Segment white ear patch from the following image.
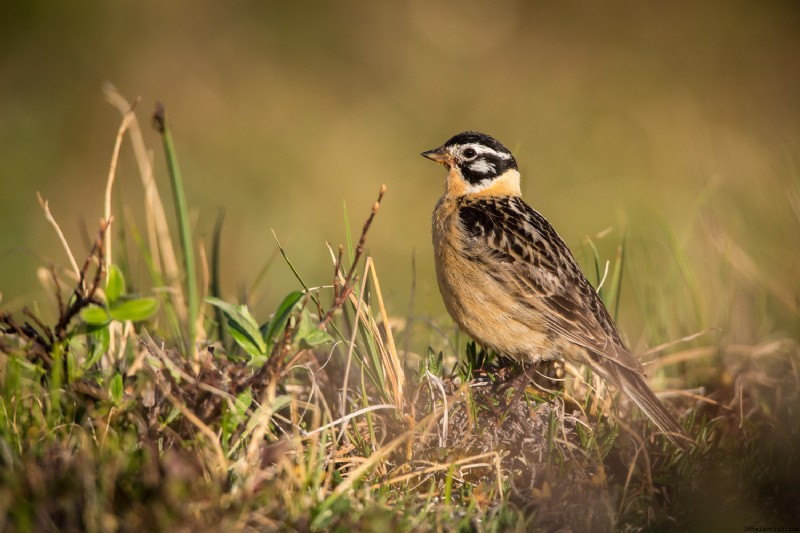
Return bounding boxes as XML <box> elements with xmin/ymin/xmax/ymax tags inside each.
<box><xmin>468</xmin><ymin>159</ymin><xmax>495</xmax><ymax>174</ymax></box>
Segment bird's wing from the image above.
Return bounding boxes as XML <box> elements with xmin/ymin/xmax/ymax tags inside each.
<box><xmin>457</xmin><ymin>196</ymin><xmax>645</xmax><ymax>374</ymax></box>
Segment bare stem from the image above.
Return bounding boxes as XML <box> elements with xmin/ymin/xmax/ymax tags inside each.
<box><xmin>319</xmin><ymin>185</ymin><xmax>386</xmax><ymax>329</ymax></box>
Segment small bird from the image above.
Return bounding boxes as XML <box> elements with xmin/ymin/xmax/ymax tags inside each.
<box><xmin>422</xmin><ymin>131</ymin><xmax>690</xmax><ymax>449</ymax></box>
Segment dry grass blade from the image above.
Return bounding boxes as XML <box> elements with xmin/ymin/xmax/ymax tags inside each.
<box><xmin>707</xmin><ymin>222</ymin><xmax>798</xmax><ymax>313</ymax></box>
<box><xmin>161</xmin><ymin>388</ymin><xmax>227</xmax><ymax>476</ymax></box>
<box><xmin>325</xmin><ymin>386</ymin><xmax>463</xmax><ymax>505</ymax></box>
<box><xmin>372</xmin><ymin>451</ymin><xmax>504</xmax><ymax>498</ymax></box>
<box><xmin>302</xmin><ymin>404</ymin><xmax>398</xmax><ymax>438</ymax></box>
<box><xmin>104</xmin><ymin>84</ymin><xmax>187</xmax><ymax>326</ymax></box>
<box><xmin>647</xmin><ymin>346</ymin><xmax>716</xmax><ymax>372</ymax></box>
<box><xmin>36</xmin><ymin>192</ymin><xmax>80</xmax><ymax>278</ymax></box>
<box><xmin>336</xmin><ymin>256</ymin><xmax>405</xmax><ymax>410</ymax></box>
<box><xmin>103</xmin><ymin>97</ymin><xmax>138</xmax><ymax>268</ymax></box>
<box><xmin>643</xmin><ymin>328</ymin><xmax>718</xmax><ymax>357</ymax></box>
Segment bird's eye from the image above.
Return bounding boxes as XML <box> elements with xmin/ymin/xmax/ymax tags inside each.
<box><xmin>463</xmin><ymin>148</ymin><xmax>477</xmax><ymax>159</ymax></box>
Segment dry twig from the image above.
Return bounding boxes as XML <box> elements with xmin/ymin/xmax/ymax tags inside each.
<box><xmin>319</xmin><ymin>184</ymin><xmax>386</xmax><ymax>329</ymax></box>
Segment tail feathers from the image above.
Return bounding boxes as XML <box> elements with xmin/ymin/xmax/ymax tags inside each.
<box><xmin>611</xmin><ymin>366</ymin><xmax>692</xmax><ymax>450</ymax></box>
<box><xmin>590</xmin><ymin>360</ymin><xmax>694</xmax><ymax>451</ymax></box>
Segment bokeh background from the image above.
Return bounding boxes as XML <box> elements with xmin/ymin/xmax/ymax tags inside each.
<box><xmin>2</xmin><ymin>1</ymin><xmax>799</xmax><ymax>356</ymax></box>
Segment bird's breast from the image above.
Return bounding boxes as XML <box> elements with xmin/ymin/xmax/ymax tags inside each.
<box><xmin>431</xmin><ymin>197</ymin><xmax>560</xmax><ymax>362</ymax></box>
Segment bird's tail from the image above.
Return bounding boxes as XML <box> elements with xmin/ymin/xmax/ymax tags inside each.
<box><xmin>591</xmin><ymin>358</ymin><xmax>692</xmax><ymax>450</ymax></box>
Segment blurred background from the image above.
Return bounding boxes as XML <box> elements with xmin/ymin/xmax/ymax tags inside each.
<box><xmin>1</xmin><ymin>0</ymin><xmax>798</xmax><ymax>357</ymax></box>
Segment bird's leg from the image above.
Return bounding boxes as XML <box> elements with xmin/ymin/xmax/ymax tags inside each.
<box><xmin>496</xmin><ymin>359</ymin><xmax>565</xmax><ymax>424</ymax></box>
<box><xmin>498</xmin><ymin>365</ymin><xmax>532</xmax><ymax>422</ymax></box>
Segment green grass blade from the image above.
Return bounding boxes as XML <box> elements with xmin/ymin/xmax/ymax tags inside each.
<box><xmin>610</xmin><ymin>232</ymin><xmax>627</xmax><ymax>321</ymax></box>
<box><xmin>127</xmin><ymin>216</ymin><xmax>183</xmax><ymax>343</ymax></box>
<box><xmin>343</xmin><ymin>200</ymin><xmax>354</xmax><ymax>265</ymax></box>
<box><xmin>271</xmin><ymin>230</ymin><xmax>318</xmax><ymax>307</ymax></box>
<box><xmin>662</xmin><ymin>221</ymin><xmax>705</xmax><ymax>327</ymax></box>
<box><xmin>211</xmin><ymin>209</ymin><xmax>226</xmax><ymax>343</ymax></box>
<box><xmin>153</xmin><ymin>103</ymin><xmax>198</xmax><ymax>360</ymax></box>
<box><xmin>584</xmin><ymin>236</ymin><xmax>604</xmax><ymax>300</ymax></box>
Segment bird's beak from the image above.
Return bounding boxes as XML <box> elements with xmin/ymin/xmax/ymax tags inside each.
<box><xmin>421</xmin><ymin>146</ymin><xmax>451</xmax><ymax>165</ymax></box>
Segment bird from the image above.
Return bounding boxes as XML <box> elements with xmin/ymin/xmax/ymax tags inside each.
<box><xmin>422</xmin><ymin>130</ymin><xmax>691</xmax><ymax>449</ymax></box>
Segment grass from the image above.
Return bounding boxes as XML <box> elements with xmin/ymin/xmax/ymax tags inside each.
<box><xmin>1</xmin><ymin>90</ymin><xmax>799</xmax><ymax>532</ymax></box>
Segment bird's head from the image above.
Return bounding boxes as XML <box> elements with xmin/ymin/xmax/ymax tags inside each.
<box><xmin>421</xmin><ymin>131</ymin><xmax>521</xmax><ymax>197</ymax></box>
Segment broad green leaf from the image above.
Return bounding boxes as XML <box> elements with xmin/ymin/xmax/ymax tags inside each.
<box><xmin>206</xmin><ymin>297</ymin><xmax>266</xmax><ymax>357</ymax></box>
<box><xmin>263</xmin><ymin>290</ymin><xmax>304</xmax><ymax>352</ymax></box>
<box><xmin>109</xmin><ymin>297</ymin><xmax>159</xmax><ymax>322</ymax></box>
<box><xmin>106</xmin><ymin>264</ymin><xmax>126</xmax><ymax>306</ymax></box>
<box><xmin>110</xmin><ymin>372</ymin><xmax>123</xmax><ymax>405</ymax></box>
<box><xmin>229</xmin><ymin>328</ymin><xmax>267</xmax><ymax>363</ymax></box>
<box><xmin>294</xmin><ymin>308</ymin><xmax>333</xmax><ymax>348</ymax></box>
<box><xmin>80</xmin><ymin>305</ymin><xmax>111</xmax><ymax>326</ymax></box>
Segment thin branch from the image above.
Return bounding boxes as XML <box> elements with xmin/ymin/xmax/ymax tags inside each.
<box><xmin>50</xmin><ymin>264</ymin><xmax>65</xmax><ymax>319</ymax></box>
<box><xmin>343</xmin><ymin>184</ymin><xmax>386</xmax><ymax>289</ymax></box>
<box><xmin>0</xmin><ymin>311</ymin><xmax>52</xmax><ymax>364</ymax></box>
<box><xmin>22</xmin><ymin>307</ymin><xmax>54</xmax><ymax>347</ymax></box>
<box><xmin>319</xmin><ymin>184</ymin><xmax>386</xmax><ymax>328</ymax></box>
<box><xmin>54</xmin><ymin>218</ymin><xmax>112</xmax><ymax>341</ymax></box>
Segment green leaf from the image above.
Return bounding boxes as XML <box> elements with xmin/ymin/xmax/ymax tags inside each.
<box><xmin>66</xmin><ymin>340</ymin><xmax>80</xmax><ymax>382</ymax></box>
<box><xmin>263</xmin><ymin>290</ymin><xmax>304</xmax><ymax>352</ymax></box>
<box><xmin>294</xmin><ymin>308</ymin><xmax>333</xmax><ymax>348</ymax></box>
<box><xmin>422</xmin><ymin>347</ymin><xmax>443</xmax><ymax>377</ymax></box>
<box><xmin>106</xmin><ymin>264</ymin><xmax>126</xmax><ymax>305</ymax></box>
<box><xmin>206</xmin><ymin>297</ymin><xmax>266</xmax><ymax>358</ymax></box>
<box><xmin>230</xmin><ymin>328</ymin><xmax>267</xmax><ymax>365</ymax></box>
<box><xmin>164</xmin><ymin>406</ymin><xmax>181</xmax><ymax>425</ymax></box>
<box><xmin>221</xmin><ymin>389</ymin><xmax>253</xmax><ymax>448</ymax></box>
<box><xmin>109</xmin><ymin>297</ymin><xmax>159</xmax><ymax>322</ymax></box>
<box><xmin>109</xmin><ymin>372</ymin><xmax>123</xmax><ymax>405</ymax></box>
<box><xmin>85</xmin><ymin>327</ymin><xmax>110</xmax><ymax>368</ymax></box>
<box><xmin>233</xmin><ymin>388</ymin><xmax>253</xmax><ymax>416</ymax></box>
<box><xmin>80</xmin><ymin>305</ymin><xmax>111</xmax><ymax>326</ymax></box>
